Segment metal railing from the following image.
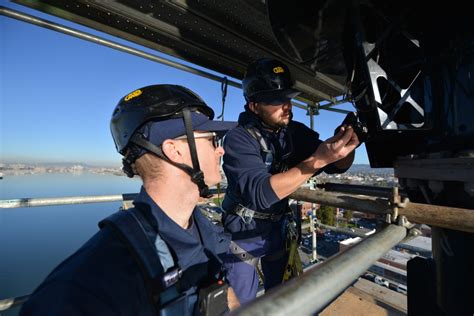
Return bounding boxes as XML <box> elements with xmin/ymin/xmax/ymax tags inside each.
<box><xmin>2</xmin><ymin>183</ymin><xmax>473</xmax><ymax>313</ymax></box>
<box><xmin>233</xmin><ymin>224</ymin><xmax>408</xmax><ymax>316</ymax></box>
<box><xmin>290</xmin><ymin>188</ymin><xmax>474</xmax><ymax>233</ymax></box>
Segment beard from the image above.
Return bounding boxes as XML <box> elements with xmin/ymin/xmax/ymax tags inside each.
<box><xmin>261</xmin><ymin>111</ymin><xmax>292</xmax><ymax>130</ymax></box>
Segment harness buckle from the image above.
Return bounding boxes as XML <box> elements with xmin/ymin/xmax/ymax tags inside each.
<box><xmin>237</xmin><ymin>206</ymin><xmax>255</xmax><ymax>224</ymax></box>
<box><xmin>162</xmin><ymin>268</ymin><xmax>183</xmax><ymax>288</ymax></box>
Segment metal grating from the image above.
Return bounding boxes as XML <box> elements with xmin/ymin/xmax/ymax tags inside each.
<box><xmin>13</xmin><ymin>0</ymin><xmax>347</xmax><ymax>104</ymax></box>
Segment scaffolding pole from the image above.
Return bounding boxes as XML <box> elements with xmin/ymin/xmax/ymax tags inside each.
<box><xmin>233</xmin><ymin>224</ymin><xmax>408</xmax><ymax>316</ymax></box>
<box><xmin>290</xmin><ymin>188</ymin><xmax>474</xmax><ymax>233</ymax></box>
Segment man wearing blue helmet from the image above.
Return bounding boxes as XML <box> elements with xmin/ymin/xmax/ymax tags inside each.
<box><xmin>21</xmin><ymin>84</ymin><xmax>239</xmax><ymax>315</ymax></box>
<box><xmin>221</xmin><ymin>58</ymin><xmax>360</xmax><ymax>304</ymax></box>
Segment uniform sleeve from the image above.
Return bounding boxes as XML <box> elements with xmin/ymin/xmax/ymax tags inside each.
<box><xmin>20</xmin><ymin>282</ymin><xmax>117</xmax><ymax>316</ymax></box>
<box><xmin>223</xmin><ymin>127</ymin><xmax>280</xmax><ymax>210</ymax></box>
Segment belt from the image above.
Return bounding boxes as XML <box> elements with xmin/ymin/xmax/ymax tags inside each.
<box><xmin>228</xmin><ymin>204</ymin><xmax>287</xmax><ymax>224</ymax></box>
<box><xmin>229</xmin><ymin>241</ymin><xmax>259</xmax><ymax>267</ymax></box>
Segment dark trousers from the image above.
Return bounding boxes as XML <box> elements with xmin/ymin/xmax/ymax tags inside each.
<box><xmin>224</xmin><ymin>228</ymin><xmax>288</xmax><ymax>305</ymax></box>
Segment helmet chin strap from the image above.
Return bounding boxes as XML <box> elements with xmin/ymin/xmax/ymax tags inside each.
<box><xmin>181</xmin><ymin>108</ymin><xmax>212</xmax><ymax>198</ymax></box>
<box><xmin>129</xmin><ymin>109</ymin><xmax>211</xmax><ymax>198</ymax></box>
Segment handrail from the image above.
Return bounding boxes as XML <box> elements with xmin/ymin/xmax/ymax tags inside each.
<box><xmin>2</xmin><ymin>185</ymin><xmax>472</xmax><ymax>233</ymax></box>
<box><xmin>233</xmin><ymin>224</ymin><xmax>408</xmax><ymax>315</ymax></box>
<box><xmin>2</xmin><ymin>183</ymin><xmax>471</xmax><ymax>312</ymax></box>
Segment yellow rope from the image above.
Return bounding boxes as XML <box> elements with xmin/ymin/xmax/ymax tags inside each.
<box><xmin>282</xmin><ymin>238</ymin><xmax>303</xmax><ymax>282</ymax></box>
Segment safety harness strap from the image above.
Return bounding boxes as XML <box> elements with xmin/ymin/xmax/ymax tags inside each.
<box><xmin>244</xmin><ymin>125</ymin><xmax>292</xmax><ymax>174</ymax></box>
<box><xmin>99</xmin><ymin>208</ymin><xmax>182</xmax><ymax>308</ymax></box>
<box><xmin>229</xmin><ymin>241</ymin><xmax>259</xmax><ymax>267</ymax></box>
<box><xmin>227</xmin><ymin>204</ymin><xmax>288</xmax><ymax>224</ymax></box>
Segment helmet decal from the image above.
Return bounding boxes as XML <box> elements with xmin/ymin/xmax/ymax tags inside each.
<box><xmin>242</xmin><ymin>58</ymin><xmax>296</xmax><ymax>101</ymax></box>
<box><xmin>124</xmin><ymin>89</ymin><xmax>142</xmax><ymax>102</ymax></box>
<box><xmin>111</xmin><ymin>84</ymin><xmax>214</xmax><ymax>153</ymax></box>
<box><xmin>273</xmin><ymin>66</ymin><xmax>284</xmax><ymax>74</ymax></box>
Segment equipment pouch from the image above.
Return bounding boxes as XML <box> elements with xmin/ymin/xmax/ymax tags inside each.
<box><xmin>198</xmin><ymin>281</ymin><xmax>229</xmax><ymax>316</ymax></box>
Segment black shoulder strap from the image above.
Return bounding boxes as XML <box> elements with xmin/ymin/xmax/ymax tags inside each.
<box><xmin>244</xmin><ymin>126</ymin><xmax>274</xmax><ymax>168</ymax></box>
<box><xmin>99</xmin><ymin>208</ymin><xmax>181</xmax><ymax>308</ymax></box>
<box><xmin>244</xmin><ymin>126</ymin><xmax>270</xmax><ymax>152</ymax></box>
<box><xmin>245</xmin><ymin>125</ymin><xmax>293</xmax><ymax>173</ymax></box>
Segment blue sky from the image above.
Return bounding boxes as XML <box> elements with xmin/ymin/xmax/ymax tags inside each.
<box><xmin>1</xmin><ymin>1</ymin><xmax>369</xmax><ymax>167</ymax></box>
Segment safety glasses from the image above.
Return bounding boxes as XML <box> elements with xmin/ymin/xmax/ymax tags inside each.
<box><xmin>175</xmin><ymin>132</ymin><xmax>219</xmax><ymax>148</ymax></box>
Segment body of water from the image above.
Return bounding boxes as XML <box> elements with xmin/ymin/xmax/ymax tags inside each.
<box><xmin>0</xmin><ymin>172</ymin><xmax>142</xmax><ymax>315</ymax></box>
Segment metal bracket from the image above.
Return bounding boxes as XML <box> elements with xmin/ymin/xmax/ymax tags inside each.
<box><xmin>397</xmin><ymin>215</ymin><xmax>422</xmax><ymax>243</ymax></box>
<box><xmin>386</xmin><ymin>186</ymin><xmax>409</xmax><ymax>223</ymax></box>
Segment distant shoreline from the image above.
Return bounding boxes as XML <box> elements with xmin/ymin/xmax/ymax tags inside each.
<box><xmin>0</xmin><ymin>163</ymin><xmax>125</xmax><ymax>177</ymax></box>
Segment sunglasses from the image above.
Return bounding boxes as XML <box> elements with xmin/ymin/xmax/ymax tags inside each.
<box><xmin>175</xmin><ymin>132</ymin><xmax>220</xmax><ymax>148</ymax></box>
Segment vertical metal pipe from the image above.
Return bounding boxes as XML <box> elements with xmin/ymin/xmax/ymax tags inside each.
<box><xmin>233</xmin><ymin>224</ymin><xmax>408</xmax><ymax>316</ymax></box>
<box><xmin>309</xmin><ymin>108</ymin><xmax>314</xmax><ymax>130</ymax></box>
<box><xmin>309</xmin><ymin>214</ymin><xmax>317</xmax><ymax>261</ymax></box>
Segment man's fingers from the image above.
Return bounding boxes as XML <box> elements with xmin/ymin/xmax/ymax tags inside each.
<box><xmin>325</xmin><ymin>126</ymin><xmax>346</xmax><ymax>143</ymax></box>
<box><xmin>347</xmin><ymin>131</ymin><xmax>360</xmax><ymax>147</ymax></box>
<box><xmin>332</xmin><ymin>127</ymin><xmax>354</xmax><ymax>150</ymax></box>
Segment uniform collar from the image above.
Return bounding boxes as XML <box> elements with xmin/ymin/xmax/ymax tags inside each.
<box><xmin>132</xmin><ymin>187</ymin><xmax>219</xmax><ymax>270</ymax></box>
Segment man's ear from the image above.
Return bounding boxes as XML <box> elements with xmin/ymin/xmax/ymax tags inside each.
<box><xmin>248</xmin><ymin>102</ymin><xmax>258</xmax><ymax>114</ymax></box>
<box><xmin>161</xmin><ymin>139</ymin><xmax>184</xmax><ymax>163</ymax></box>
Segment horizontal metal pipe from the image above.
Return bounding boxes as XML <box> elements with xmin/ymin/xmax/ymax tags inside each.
<box><xmin>290</xmin><ymin>188</ymin><xmax>391</xmax><ymax>215</ymax></box>
<box><xmin>320</xmin><ymin>107</ymin><xmax>351</xmax><ymax>114</ymax></box>
<box><xmin>233</xmin><ymin>224</ymin><xmax>408</xmax><ymax>316</ymax></box>
<box><xmin>0</xmin><ymin>189</ymin><xmax>224</xmax><ymax>209</ymax></box>
<box><xmin>290</xmin><ymin>188</ymin><xmax>474</xmax><ymax>233</ymax></box>
<box><xmin>301</xmin><ymin>222</ymin><xmax>371</xmax><ymax>239</ymax></box>
<box><xmin>317</xmin><ymin>182</ymin><xmax>402</xmax><ymax>198</ymax></box>
<box><xmin>3</xmin><ymin>186</ymin><xmax>472</xmax><ymax>232</ymax></box>
<box><xmin>317</xmin><ymin>222</ymin><xmax>370</xmax><ymax>238</ymax></box>
<box><xmin>0</xmin><ymin>194</ymin><xmax>137</xmax><ymax>208</ymax></box>
<box><xmin>0</xmin><ymin>6</ymin><xmax>242</xmax><ymax>89</ymax></box>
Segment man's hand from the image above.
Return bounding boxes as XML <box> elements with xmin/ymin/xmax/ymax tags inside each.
<box><xmin>310</xmin><ymin>126</ymin><xmax>359</xmax><ymax>169</ymax></box>
<box><xmin>227</xmin><ymin>287</ymin><xmax>240</xmax><ymax>311</ymax></box>
<box><xmin>270</xmin><ymin>126</ymin><xmax>359</xmax><ymax>200</ymax></box>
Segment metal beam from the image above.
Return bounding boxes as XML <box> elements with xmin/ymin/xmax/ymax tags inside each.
<box><xmin>1</xmin><ymin>6</ymin><xmax>348</xmax><ymax>115</ymax></box>
<box><xmin>233</xmin><ymin>224</ymin><xmax>408</xmax><ymax>315</ymax></box>
<box><xmin>317</xmin><ymin>182</ymin><xmax>402</xmax><ymax>198</ymax></box>
<box><xmin>290</xmin><ymin>188</ymin><xmax>474</xmax><ymax>233</ymax></box>
<box><xmin>318</xmin><ymin>107</ymin><xmax>351</xmax><ymax>114</ymax></box>
<box><xmin>316</xmin><ymin>222</ymin><xmax>371</xmax><ymax>238</ymax></box>
<box><xmin>0</xmin><ymin>6</ymin><xmax>242</xmax><ymax>89</ymax></box>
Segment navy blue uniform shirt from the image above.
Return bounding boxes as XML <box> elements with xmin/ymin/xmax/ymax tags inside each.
<box><xmin>222</xmin><ymin>110</ymin><xmax>346</xmax><ymax>241</ymax></box>
<box><xmin>20</xmin><ymin>187</ymin><xmax>230</xmax><ymax>315</ymax></box>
